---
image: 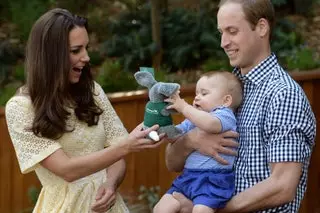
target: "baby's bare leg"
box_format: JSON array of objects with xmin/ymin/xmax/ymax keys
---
[
  {"xmin": 153, "ymin": 194, "xmax": 181, "ymax": 213},
  {"xmin": 192, "ymin": 204, "xmax": 216, "ymax": 213}
]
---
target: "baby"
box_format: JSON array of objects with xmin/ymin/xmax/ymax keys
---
[{"xmin": 154, "ymin": 71, "xmax": 243, "ymax": 213}]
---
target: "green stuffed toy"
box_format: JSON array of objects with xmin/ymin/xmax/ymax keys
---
[{"xmin": 134, "ymin": 67, "xmax": 182, "ymax": 141}]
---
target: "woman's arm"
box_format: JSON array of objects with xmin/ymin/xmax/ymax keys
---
[
  {"xmin": 91, "ymin": 159, "xmax": 126, "ymax": 212},
  {"xmin": 41, "ymin": 124, "xmax": 163, "ymax": 182},
  {"xmin": 106, "ymin": 159, "xmax": 126, "ymax": 190}
]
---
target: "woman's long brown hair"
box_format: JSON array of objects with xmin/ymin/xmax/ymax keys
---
[{"xmin": 25, "ymin": 8, "xmax": 102, "ymax": 139}]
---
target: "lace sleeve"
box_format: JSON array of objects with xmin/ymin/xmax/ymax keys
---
[
  {"xmin": 94, "ymin": 82, "xmax": 128, "ymax": 147},
  {"xmin": 5, "ymin": 96, "xmax": 62, "ymax": 174}
]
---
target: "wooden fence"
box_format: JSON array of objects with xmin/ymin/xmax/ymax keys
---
[{"xmin": 0, "ymin": 71, "xmax": 320, "ymax": 213}]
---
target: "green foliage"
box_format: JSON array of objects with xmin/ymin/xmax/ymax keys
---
[
  {"xmin": 271, "ymin": 18, "xmax": 304, "ymax": 65},
  {"xmin": 54, "ymin": 0, "xmax": 89, "ymax": 15},
  {"xmin": 0, "ymin": 83, "xmax": 18, "ymax": 106},
  {"xmin": 102, "ymin": 2, "xmax": 317, "ymax": 74},
  {"xmin": 0, "ymin": 40, "xmax": 23, "ymax": 66},
  {"xmin": 9, "ymin": 0, "xmax": 51, "ymax": 42},
  {"xmin": 153, "ymin": 67, "xmax": 171, "ymax": 83},
  {"xmin": 162, "ymin": 8, "xmax": 223, "ymax": 70},
  {"xmin": 89, "ymin": 50, "xmax": 104, "ymax": 66},
  {"xmin": 19, "ymin": 186, "xmax": 40, "ymax": 213},
  {"xmin": 0, "ymin": 0, "xmax": 319, "ymax": 97},
  {"xmin": 271, "ymin": 0, "xmax": 315, "ymax": 15},
  {"xmin": 101, "ymin": 4, "xmax": 223, "ymax": 72},
  {"xmin": 0, "ymin": 64, "xmax": 25, "ymax": 106},
  {"xmin": 286, "ymin": 46, "xmax": 320, "ymax": 70},
  {"xmin": 28, "ymin": 186, "xmax": 40, "ymax": 205},
  {"xmin": 201, "ymin": 57, "xmax": 231, "ymax": 72},
  {"xmin": 128, "ymin": 203, "xmax": 150, "ymax": 213},
  {"xmin": 0, "ymin": 40, "xmax": 24, "ymax": 106},
  {"xmin": 0, "ymin": 0, "xmax": 10, "ymax": 22},
  {"xmin": 137, "ymin": 185, "xmax": 160, "ymax": 211},
  {"xmin": 95, "ymin": 59, "xmax": 139, "ymax": 93},
  {"xmin": 95, "ymin": 59, "xmax": 173, "ymax": 92},
  {"xmin": 101, "ymin": 4, "xmax": 156, "ymax": 72},
  {"xmin": 271, "ymin": 0, "xmax": 288, "ymax": 6},
  {"xmin": 13, "ymin": 64, "xmax": 25, "ymax": 81}
]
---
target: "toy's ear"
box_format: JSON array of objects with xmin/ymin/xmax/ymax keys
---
[
  {"xmin": 134, "ymin": 71, "xmax": 157, "ymax": 89},
  {"xmin": 158, "ymin": 83, "xmax": 180, "ymax": 97}
]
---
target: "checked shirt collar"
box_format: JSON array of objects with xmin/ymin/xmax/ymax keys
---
[{"xmin": 233, "ymin": 53, "xmax": 278, "ymax": 85}]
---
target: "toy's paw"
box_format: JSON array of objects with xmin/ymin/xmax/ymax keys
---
[
  {"xmin": 148, "ymin": 131, "xmax": 160, "ymax": 141},
  {"xmin": 160, "ymin": 108, "xmax": 171, "ymax": 116},
  {"xmin": 158, "ymin": 125, "xmax": 183, "ymax": 139}
]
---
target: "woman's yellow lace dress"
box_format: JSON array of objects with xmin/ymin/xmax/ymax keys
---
[{"xmin": 5, "ymin": 82, "xmax": 129, "ymax": 213}]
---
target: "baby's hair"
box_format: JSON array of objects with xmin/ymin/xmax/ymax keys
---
[{"xmin": 201, "ymin": 71, "xmax": 243, "ymax": 110}]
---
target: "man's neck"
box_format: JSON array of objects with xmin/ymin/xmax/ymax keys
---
[{"xmin": 240, "ymin": 48, "xmax": 271, "ymax": 75}]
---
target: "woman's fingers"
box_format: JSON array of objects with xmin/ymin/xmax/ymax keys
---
[
  {"xmin": 133, "ymin": 123, "xmax": 144, "ymax": 131},
  {"xmin": 136, "ymin": 137, "xmax": 165, "ymax": 149},
  {"xmin": 142, "ymin": 125, "xmax": 159, "ymax": 136}
]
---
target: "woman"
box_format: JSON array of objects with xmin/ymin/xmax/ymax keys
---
[{"xmin": 5, "ymin": 8, "xmax": 163, "ymax": 213}]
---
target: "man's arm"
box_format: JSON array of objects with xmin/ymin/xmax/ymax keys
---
[
  {"xmin": 165, "ymin": 133, "xmax": 194, "ymax": 172},
  {"xmin": 220, "ymin": 162, "xmax": 302, "ymax": 213},
  {"xmin": 166, "ymin": 129, "xmax": 239, "ymax": 171}
]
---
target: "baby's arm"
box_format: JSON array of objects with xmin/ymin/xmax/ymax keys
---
[{"xmin": 166, "ymin": 92, "xmax": 222, "ymax": 133}]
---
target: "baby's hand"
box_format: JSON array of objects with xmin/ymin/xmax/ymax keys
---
[{"xmin": 165, "ymin": 91, "xmax": 188, "ymax": 113}]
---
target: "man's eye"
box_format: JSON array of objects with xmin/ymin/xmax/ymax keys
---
[{"xmin": 229, "ymin": 30, "xmax": 237, "ymax": 35}]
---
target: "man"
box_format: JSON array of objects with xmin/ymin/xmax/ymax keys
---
[{"xmin": 165, "ymin": 0, "xmax": 316, "ymax": 212}]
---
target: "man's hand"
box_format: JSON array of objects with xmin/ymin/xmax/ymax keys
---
[
  {"xmin": 165, "ymin": 129, "xmax": 239, "ymax": 172},
  {"xmin": 91, "ymin": 183, "xmax": 116, "ymax": 213},
  {"xmin": 189, "ymin": 129, "xmax": 239, "ymax": 165}
]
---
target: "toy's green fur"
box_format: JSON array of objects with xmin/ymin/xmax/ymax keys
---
[{"xmin": 134, "ymin": 67, "xmax": 182, "ymax": 138}]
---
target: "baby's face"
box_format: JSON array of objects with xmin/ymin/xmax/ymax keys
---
[{"xmin": 193, "ymin": 76, "xmax": 228, "ymax": 112}]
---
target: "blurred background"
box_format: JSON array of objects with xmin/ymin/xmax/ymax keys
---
[
  {"xmin": 0, "ymin": 0, "xmax": 320, "ymax": 212},
  {"xmin": 1, "ymin": 0, "xmax": 320, "ymax": 104}
]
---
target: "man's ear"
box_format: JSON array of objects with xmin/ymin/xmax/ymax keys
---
[
  {"xmin": 222, "ymin": 94, "xmax": 233, "ymax": 108},
  {"xmin": 257, "ymin": 18, "xmax": 269, "ymax": 38}
]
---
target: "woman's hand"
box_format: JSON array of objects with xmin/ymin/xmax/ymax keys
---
[
  {"xmin": 121, "ymin": 123, "xmax": 166, "ymax": 153},
  {"xmin": 91, "ymin": 182, "xmax": 116, "ymax": 212}
]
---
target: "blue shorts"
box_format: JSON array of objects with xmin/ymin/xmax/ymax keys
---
[{"xmin": 167, "ymin": 168, "xmax": 235, "ymax": 209}]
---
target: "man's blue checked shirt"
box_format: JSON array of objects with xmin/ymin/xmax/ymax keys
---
[{"xmin": 233, "ymin": 54, "xmax": 316, "ymax": 213}]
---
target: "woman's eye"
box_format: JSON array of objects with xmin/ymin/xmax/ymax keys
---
[{"xmin": 71, "ymin": 49, "xmax": 80, "ymax": 54}]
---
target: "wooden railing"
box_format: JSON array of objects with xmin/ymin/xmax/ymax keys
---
[{"xmin": 0, "ymin": 70, "xmax": 319, "ymax": 213}]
